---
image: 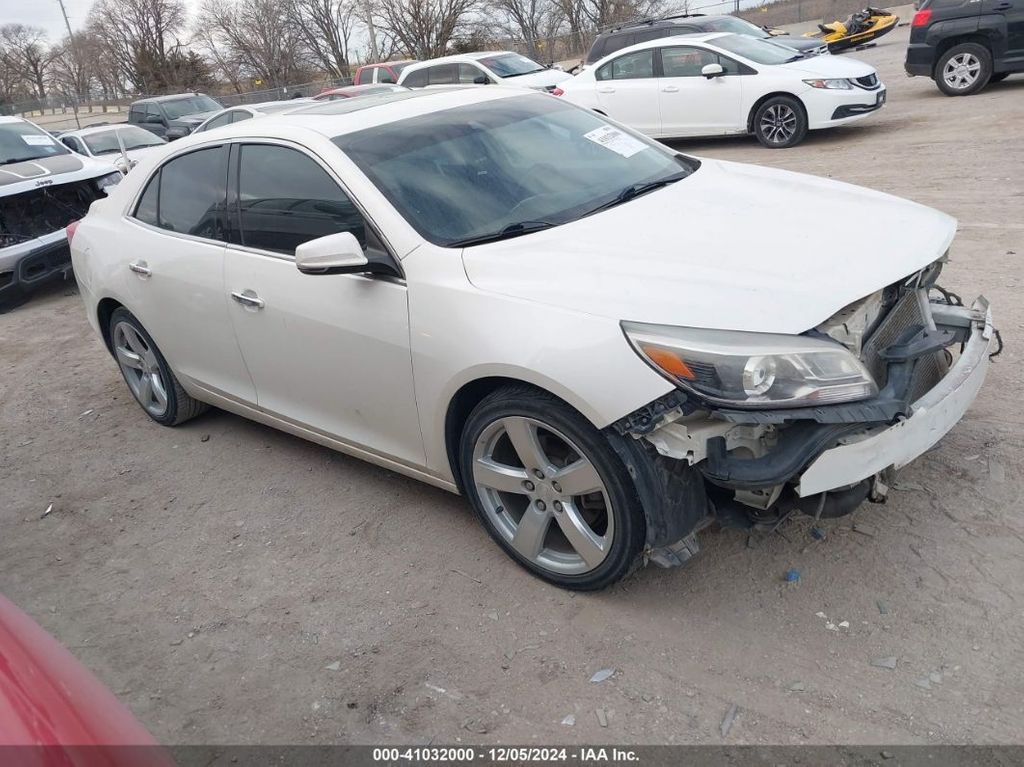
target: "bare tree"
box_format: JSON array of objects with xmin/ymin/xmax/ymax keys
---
[
  {"xmin": 373, "ymin": 0, "xmax": 478, "ymax": 58},
  {"xmin": 289, "ymin": 0, "xmax": 358, "ymax": 77},
  {"xmin": 488, "ymin": 0, "xmax": 562, "ymax": 60},
  {"xmin": 86, "ymin": 0, "xmax": 188, "ymax": 93},
  {"xmin": 0, "ymin": 25, "xmax": 55, "ymax": 100},
  {"xmin": 47, "ymin": 32, "xmax": 91, "ymax": 101},
  {"xmin": 197, "ymin": 0, "xmax": 312, "ymax": 88}
]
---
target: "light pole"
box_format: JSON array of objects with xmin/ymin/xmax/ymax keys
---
[{"xmin": 55, "ymin": 0, "xmax": 82, "ymax": 128}]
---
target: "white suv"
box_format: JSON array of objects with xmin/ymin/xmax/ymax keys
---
[{"xmin": 69, "ymin": 89, "xmax": 993, "ymax": 590}]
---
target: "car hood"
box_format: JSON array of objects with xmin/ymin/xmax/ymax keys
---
[
  {"xmin": 0, "ymin": 152, "xmax": 117, "ymax": 196},
  {"xmin": 500, "ymin": 68, "xmax": 573, "ymax": 88},
  {"xmin": 779, "ymin": 54, "xmax": 876, "ymax": 78},
  {"xmin": 461, "ymin": 159, "xmax": 955, "ymax": 334},
  {"xmin": 169, "ymin": 110, "xmax": 219, "ymax": 126}
]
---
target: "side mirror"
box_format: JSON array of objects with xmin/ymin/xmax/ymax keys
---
[
  {"xmin": 295, "ymin": 231, "xmax": 369, "ymax": 274},
  {"xmin": 702, "ymin": 63, "xmax": 725, "ymax": 79},
  {"xmin": 473, "ymin": 75, "xmax": 491, "ymax": 85}
]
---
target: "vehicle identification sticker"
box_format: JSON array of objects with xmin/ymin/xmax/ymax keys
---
[
  {"xmin": 22, "ymin": 135, "xmax": 54, "ymax": 145},
  {"xmin": 583, "ymin": 125, "xmax": 647, "ymax": 158}
]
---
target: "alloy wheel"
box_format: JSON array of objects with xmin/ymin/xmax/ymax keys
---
[
  {"xmin": 113, "ymin": 321, "xmax": 169, "ymax": 418},
  {"xmin": 759, "ymin": 104, "xmax": 798, "ymax": 145},
  {"xmin": 943, "ymin": 53, "xmax": 981, "ymax": 90},
  {"xmin": 471, "ymin": 416, "xmax": 614, "ymax": 575}
]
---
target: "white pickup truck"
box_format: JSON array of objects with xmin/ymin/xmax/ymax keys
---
[{"xmin": 0, "ymin": 116, "xmax": 121, "ymax": 311}]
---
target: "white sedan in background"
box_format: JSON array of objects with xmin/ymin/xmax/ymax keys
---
[
  {"xmin": 69, "ymin": 89, "xmax": 990, "ymax": 590},
  {"xmin": 192, "ymin": 100, "xmax": 312, "ymax": 133},
  {"xmin": 58, "ymin": 124, "xmax": 166, "ymax": 173},
  {"xmin": 557, "ymin": 32, "xmax": 886, "ymax": 147},
  {"xmin": 398, "ymin": 51, "xmax": 571, "ymax": 91}
]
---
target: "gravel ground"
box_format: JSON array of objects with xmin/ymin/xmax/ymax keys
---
[{"xmin": 2, "ymin": 23, "xmax": 1023, "ymax": 746}]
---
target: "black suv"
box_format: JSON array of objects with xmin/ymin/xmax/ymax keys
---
[
  {"xmin": 906, "ymin": 0, "xmax": 1023, "ymax": 95},
  {"xmin": 584, "ymin": 13, "xmax": 827, "ymax": 66},
  {"xmin": 127, "ymin": 93, "xmax": 222, "ymax": 140}
]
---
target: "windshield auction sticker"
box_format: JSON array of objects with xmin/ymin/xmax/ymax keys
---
[
  {"xmin": 22, "ymin": 135, "xmax": 55, "ymax": 145},
  {"xmin": 583, "ymin": 125, "xmax": 647, "ymax": 158}
]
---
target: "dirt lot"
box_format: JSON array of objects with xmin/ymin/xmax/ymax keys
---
[{"xmin": 2, "ymin": 24, "xmax": 1024, "ymax": 747}]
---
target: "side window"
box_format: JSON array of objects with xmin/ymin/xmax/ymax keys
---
[
  {"xmin": 660, "ymin": 46, "xmax": 721, "ymax": 77},
  {"xmin": 596, "ymin": 49, "xmax": 655, "ymax": 81},
  {"xmin": 146, "ymin": 103, "xmax": 164, "ymax": 122},
  {"xmin": 149, "ymin": 146, "xmax": 228, "ymax": 238},
  {"xmin": 203, "ymin": 111, "xmax": 234, "ymax": 131},
  {"xmin": 459, "ymin": 63, "xmax": 486, "ymax": 84},
  {"xmin": 236, "ymin": 144, "xmax": 366, "ymax": 256},
  {"xmin": 231, "ymin": 110, "xmax": 253, "ymax": 124},
  {"xmin": 605, "ymin": 33, "xmax": 636, "ymax": 56},
  {"xmin": 129, "ymin": 106, "xmax": 144, "ymax": 123},
  {"xmin": 135, "ymin": 172, "xmax": 160, "ymax": 226},
  {"xmin": 635, "ymin": 28, "xmax": 670, "ymax": 43},
  {"xmin": 427, "ymin": 64, "xmax": 458, "ymax": 85},
  {"xmin": 61, "ymin": 136, "xmax": 79, "ymax": 153},
  {"xmin": 403, "ymin": 68, "xmax": 428, "ymax": 87},
  {"xmin": 378, "ymin": 66, "xmax": 396, "ymax": 84}
]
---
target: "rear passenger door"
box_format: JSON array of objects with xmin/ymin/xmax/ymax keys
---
[
  {"xmin": 593, "ymin": 49, "xmax": 661, "ymax": 135},
  {"xmin": 123, "ymin": 145, "xmax": 257, "ymax": 403},
  {"xmin": 222, "ymin": 141, "xmax": 423, "ymax": 465},
  {"xmin": 656, "ymin": 45, "xmax": 745, "ymax": 137}
]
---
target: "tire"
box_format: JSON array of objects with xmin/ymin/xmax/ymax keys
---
[
  {"xmin": 108, "ymin": 307, "xmax": 208, "ymax": 426},
  {"xmin": 752, "ymin": 95, "xmax": 808, "ymax": 149},
  {"xmin": 458, "ymin": 385, "xmax": 645, "ymax": 591},
  {"xmin": 935, "ymin": 43, "xmax": 992, "ymax": 96}
]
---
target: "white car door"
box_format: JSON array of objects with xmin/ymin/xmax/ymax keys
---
[
  {"xmin": 593, "ymin": 49, "xmax": 662, "ymax": 136},
  {"xmin": 222, "ymin": 141, "xmax": 425, "ymax": 467},
  {"xmin": 656, "ymin": 45, "xmax": 745, "ymax": 137},
  {"xmin": 123, "ymin": 144, "xmax": 257, "ymax": 403}
]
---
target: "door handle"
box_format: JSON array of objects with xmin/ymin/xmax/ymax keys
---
[
  {"xmin": 596, "ymin": 86, "xmax": 615, "ymax": 93},
  {"xmin": 128, "ymin": 260, "xmax": 151, "ymax": 277},
  {"xmin": 994, "ymin": 1, "xmax": 1011, "ymax": 8},
  {"xmin": 231, "ymin": 290, "xmax": 265, "ymax": 309},
  {"xmin": 661, "ymin": 85, "xmax": 680, "ymax": 93}
]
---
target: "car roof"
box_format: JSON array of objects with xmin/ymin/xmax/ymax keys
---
[
  {"xmin": 61, "ymin": 124, "xmax": 145, "ymax": 138},
  {"xmin": 359, "ymin": 59, "xmax": 416, "ymax": 67},
  {"xmin": 132, "ymin": 93, "xmax": 206, "ymax": 104},
  {"xmin": 175, "ymin": 87, "xmax": 529, "ymax": 144},
  {"xmin": 402, "ymin": 51, "xmax": 520, "ymax": 70}
]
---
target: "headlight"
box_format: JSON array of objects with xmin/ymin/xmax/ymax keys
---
[
  {"xmin": 622, "ymin": 322, "xmax": 878, "ymax": 409},
  {"xmin": 803, "ymin": 78, "xmax": 854, "ymax": 89},
  {"xmin": 95, "ymin": 171, "xmax": 123, "ymax": 191}
]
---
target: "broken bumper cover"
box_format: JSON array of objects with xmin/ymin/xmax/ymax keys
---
[
  {"xmin": 0, "ymin": 238, "xmax": 73, "ymax": 310},
  {"xmin": 796, "ymin": 298, "xmax": 993, "ymax": 496}
]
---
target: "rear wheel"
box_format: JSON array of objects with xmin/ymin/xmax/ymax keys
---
[
  {"xmin": 752, "ymin": 96, "xmax": 808, "ymax": 148},
  {"xmin": 935, "ymin": 43, "xmax": 992, "ymax": 96},
  {"xmin": 458, "ymin": 386, "xmax": 645, "ymax": 590},
  {"xmin": 109, "ymin": 307, "xmax": 208, "ymax": 426}
]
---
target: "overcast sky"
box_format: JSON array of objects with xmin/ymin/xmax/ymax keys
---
[{"xmin": 0, "ymin": 0, "xmax": 203, "ymax": 41}]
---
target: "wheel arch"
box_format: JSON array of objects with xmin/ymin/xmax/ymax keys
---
[
  {"xmin": 746, "ymin": 91, "xmax": 805, "ymax": 134},
  {"xmin": 96, "ymin": 297, "xmax": 125, "ymax": 356},
  {"xmin": 444, "ymin": 376, "xmax": 600, "ymax": 493},
  {"xmin": 932, "ymin": 35, "xmax": 994, "ymax": 77}
]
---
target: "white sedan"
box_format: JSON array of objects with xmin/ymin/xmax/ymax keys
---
[
  {"xmin": 58, "ymin": 124, "xmax": 166, "ymax": 173},
  {"xmin": 557, "ymin": 32, "xmax": 886, "ymax": 147},
  {"xmin": 69, "ymin": 88, "xmax": 991, "ymax": 590}
]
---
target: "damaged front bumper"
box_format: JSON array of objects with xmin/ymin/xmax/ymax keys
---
[{"xmin": 616, "ymin": 291, "xmax": 995, "ymax": 564}]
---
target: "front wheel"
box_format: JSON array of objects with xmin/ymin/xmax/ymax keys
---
[
  {"xmin": 752, "ymin": 96, "xmax": 808, "ymax": 148},
  {"xmin": 458, "ymin": 386, "xmax": 645, "ymax": 590},
  {"xmin": 935, "ymin": 43, "xmax": 992, "ymax": 96}
]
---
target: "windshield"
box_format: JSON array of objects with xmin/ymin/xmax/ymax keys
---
[
  {"xmin": 478, "ymin": 53, "xmax": 546, "ymax": 78},
  {"xmin": 0, "ymin": 121, "xmax": 69, "ymax": 165},
  {"xmin": 711, "ymin": 33, "xmax": 801, "ymax": 64},
  {"xmin": 162, "ymin": 95, "xmax": 221, "ymax": 119},
  {"xmin": 83, "ymin": 126, "xmax": 165, "ymax": 155},
  {"xmin": 333, "ymin": 95, "xmax": 698, "ymax": 247},
  {"xmin": 704, "ymin": 16, "xmax": 771, "ymax": 39}
]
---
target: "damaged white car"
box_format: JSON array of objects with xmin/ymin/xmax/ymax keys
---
[
  {"xmin": 1, "ymin": 117, "xmax": 120, "ymax": 311},
  {"xmin": 69, "ymin": 89, "xmax": 995, "ymax": 589}
]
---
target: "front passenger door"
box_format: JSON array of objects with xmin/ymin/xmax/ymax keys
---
[
  {"xmin": 657, "ymin": 46, "xmax": 745, "ymax": 137},
  {"xmin": 223, "ymin": 142, "xmax": 424, "ymax": 467},
  {"xmin": 594, "ymin": 49, "xmax": 661, "ymax": 135}
]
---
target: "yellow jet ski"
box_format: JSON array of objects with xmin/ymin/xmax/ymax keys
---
[{"xmin": 805, "ymin": 7, "xmax": 900, "ymax": 52}]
